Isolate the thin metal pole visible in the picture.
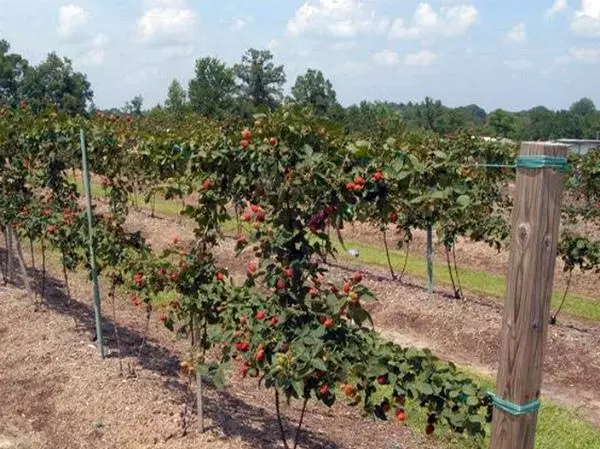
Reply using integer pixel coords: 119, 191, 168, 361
80, 129, 104, 359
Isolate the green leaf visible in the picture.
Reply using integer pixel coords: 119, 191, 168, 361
311, 358, 328, 372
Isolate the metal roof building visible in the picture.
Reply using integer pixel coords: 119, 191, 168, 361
554, 139, 600, 155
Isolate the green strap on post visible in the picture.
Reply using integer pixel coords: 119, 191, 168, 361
468, 155, 571, 172
516, 155, 570, 172
487, 391, 541, 416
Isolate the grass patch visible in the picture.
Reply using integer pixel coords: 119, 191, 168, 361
333, 240, 600, 322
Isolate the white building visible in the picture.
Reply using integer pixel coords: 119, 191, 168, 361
554, 139, 600, 155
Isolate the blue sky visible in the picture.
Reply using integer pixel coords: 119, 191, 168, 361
1, 0, 599, 112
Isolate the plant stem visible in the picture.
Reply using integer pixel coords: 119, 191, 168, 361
14, 230, 34, 303
1, 227, 8, 285
398, 241, 410, 283
292, 398, 309, 449
110, 279, 123, 376
61, 254, 71, 307
451, 245, 463, 299
137, 305, 151, 357
29, 237, 35, 269
275, 390, 290, 449
550, 270, 573, 325
382, 230, 396, 279
6, 225, 14, 284
445, 245, 459, 299
426, 224, 434, 293
41, 239, 47, 301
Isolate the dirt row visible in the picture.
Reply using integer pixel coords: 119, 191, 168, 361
0, 265, 438, 449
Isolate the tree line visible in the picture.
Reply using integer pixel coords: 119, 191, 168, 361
2, 38, 599, 141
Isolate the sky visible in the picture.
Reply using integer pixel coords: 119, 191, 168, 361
1, 0, 599, 112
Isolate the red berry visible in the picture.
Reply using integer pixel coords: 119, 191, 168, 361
388, 211, 398, 223
284, 267, 293, 279
202, 178, 213, 190
255, 209, 265, 222
256, 310, 266, 321
343, 384, 356, 397
354, 175, 365, 185
242, 211, 252, 222
47, 225, 58, 234
425, 424, 435, 435
269, 137, 278, 146
270, 316, 279, 326
276, 278, 286, 291
239, 363, 249, 377
342, 281, 352, 294
319, 384, 329, 396
309, 287, 319, 296
377, 375, 387, 385
323, 318, 335, 329
241, 128, 252, 140
216, 272, 225, 282
170, 272, 179, 281
395, 409, 407, 422
373, 171, 384, 182
247, 262, 258, 276
255, 348, 266, 362
134, 272, 144, 287
353, 272, 363, 283
159, 313, 168, 323
235, 341, 250, 352
346, 182, 356, 191
130, 295, 141, 307
240, 139, 249, 149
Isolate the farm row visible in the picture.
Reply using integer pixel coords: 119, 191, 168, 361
1, 105, 599, 448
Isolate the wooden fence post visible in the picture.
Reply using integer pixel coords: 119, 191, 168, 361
489, 142, 568, 449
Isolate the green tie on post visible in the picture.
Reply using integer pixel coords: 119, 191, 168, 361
80, 128, 104, 359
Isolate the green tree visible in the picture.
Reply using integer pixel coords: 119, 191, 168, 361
416, 97, 444, 133
0, 39, 29, 108
488, 109, 517, 137
188, 57, 237, 118
291, 69, 340, 117
20, 52, 92, 115
570, 97, 596, 117
124, 95, 143, 116
164, 79, 187, 113
235, 48, 286, 110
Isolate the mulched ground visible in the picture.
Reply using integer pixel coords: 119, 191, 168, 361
0, 260, 439, 449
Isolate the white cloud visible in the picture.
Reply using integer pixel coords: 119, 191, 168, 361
404, 49, 437, 66
506, 23, 526, 42
503, 59, 534, 70
572, 0, 600, 36
137, 3, 198, 42
331, 41, 357, 51
267, 39, 279, 51
570, 46, 600, 62
58, 4, 89, 38
84, 33, 110, 66
373, 49, 399, 66
389, 3, 478, 40
231, 18, 247, 31
287, 0, 389, 37
545, 0, 568, 19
